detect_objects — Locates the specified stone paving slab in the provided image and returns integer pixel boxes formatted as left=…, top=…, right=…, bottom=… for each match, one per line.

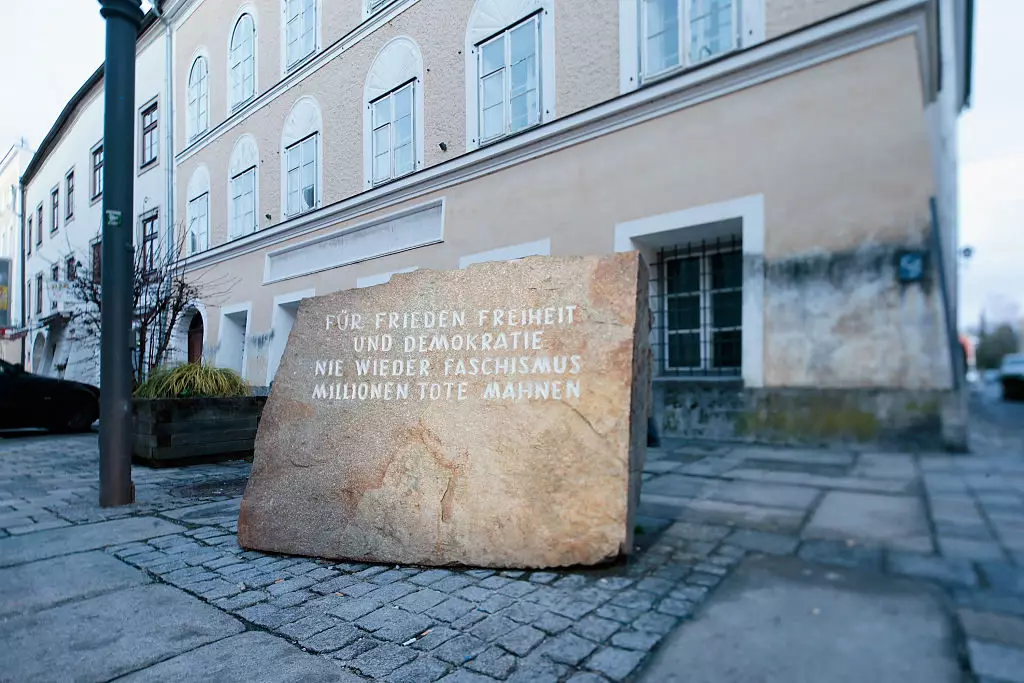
left=636, top=556, right=962, bottom=683
left=0, top=584, right=243, bottom=682
left=117, top=631, right=361, bottom=682
left=0, top=550, right=149, bottom=617
left=803, top=491, right=934, bottom=553
left=0, top=515, right=186, bottom=567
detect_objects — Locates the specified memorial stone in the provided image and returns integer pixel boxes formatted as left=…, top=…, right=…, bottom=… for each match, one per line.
left=238, top=252, right=650, bottom=568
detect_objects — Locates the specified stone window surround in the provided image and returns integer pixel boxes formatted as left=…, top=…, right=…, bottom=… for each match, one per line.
left=464, top=0, right=557, bottom=151
left=228, top=134, right=261, bottom=240
left=614, top=194, right=765, bottom=388
left=280, top=97, right=323, bottom=220
left=266, top=287, right=316, bottom=384
left=187, top=51, right=211, bottom=142
left=217, top=301, right=253, bottom=380
left=281, top=0, right=322, bottom=75
left=363, top=36, right=425, bottom=189
left=618, top=0, right=766, bottom=94
left=227, top=8, right=259, bottom=112
left=186, top=164, right=211, bottom=255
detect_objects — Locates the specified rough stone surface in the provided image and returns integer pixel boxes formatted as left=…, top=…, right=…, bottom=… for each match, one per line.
left=239, top=254, right=651, bottom=568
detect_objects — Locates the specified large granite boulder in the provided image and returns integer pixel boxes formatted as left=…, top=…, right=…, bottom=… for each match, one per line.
left=238, top=252, right=650, bottom=568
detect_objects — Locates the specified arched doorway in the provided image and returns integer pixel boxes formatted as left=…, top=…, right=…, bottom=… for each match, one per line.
left=187, top=311, right=204, bottom=364
left=31, top=332, right=45, bottom=374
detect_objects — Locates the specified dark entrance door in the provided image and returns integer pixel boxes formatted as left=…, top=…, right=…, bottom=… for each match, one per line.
left=187, top=312, right=204, bottom=364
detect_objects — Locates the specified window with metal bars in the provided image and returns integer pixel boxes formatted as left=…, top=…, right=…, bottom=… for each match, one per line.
left=650, top=235, right=742, bottom=377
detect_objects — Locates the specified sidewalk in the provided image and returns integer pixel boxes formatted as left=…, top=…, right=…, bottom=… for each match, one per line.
left=0, top=431, right=1022, bottom=682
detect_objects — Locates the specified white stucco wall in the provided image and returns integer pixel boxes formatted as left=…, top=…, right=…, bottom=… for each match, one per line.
left=21, top=26, right=170, bottom=383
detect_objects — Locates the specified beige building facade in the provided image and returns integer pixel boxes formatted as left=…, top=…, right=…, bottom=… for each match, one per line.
left=165, top=0, right=973, bottom=448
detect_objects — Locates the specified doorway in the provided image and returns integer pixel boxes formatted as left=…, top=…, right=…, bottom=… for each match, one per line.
left=187, top=311, right=204, bottom=364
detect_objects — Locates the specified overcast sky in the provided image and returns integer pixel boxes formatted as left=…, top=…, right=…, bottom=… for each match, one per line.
left=0, top=0, right=1019, bottom=330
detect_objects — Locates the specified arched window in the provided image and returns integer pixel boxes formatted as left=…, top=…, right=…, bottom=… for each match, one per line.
left=364, top=37, right=424, bottom=187
left=281, top=97, right=322, bottom=217
left=465, top=0, right=555, bottom=150
left=229, top=14, right=256, bottom=109
left=186, top=165, right=210, bottom=254
left=187, top=56, right=210, bottom=141
left=228, top=135, right=259, bottom=239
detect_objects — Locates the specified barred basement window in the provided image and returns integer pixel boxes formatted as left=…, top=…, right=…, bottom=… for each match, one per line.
left=651, top=236, right=742, bottom=377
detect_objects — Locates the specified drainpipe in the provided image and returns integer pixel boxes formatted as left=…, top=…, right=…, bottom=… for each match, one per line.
left=154, top=0, right=174, bottom=262
left=18, top=179, right=26, bottom=365
left=154, top=0, right=175, bottom=366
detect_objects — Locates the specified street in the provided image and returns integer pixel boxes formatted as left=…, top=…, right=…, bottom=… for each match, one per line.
left=1, top=409, right=1023, bottom=682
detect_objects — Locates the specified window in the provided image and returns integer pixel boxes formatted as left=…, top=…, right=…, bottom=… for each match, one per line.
left=188, top=193, right=210, bottom=255
left=187, top=57, right=210, bottom=140
left=141, top=212, right=160, bottom=275
left=66, top=256, right=77, bottom=281
left=35, top=205, right=42, bottom=245
left=91, top=241, right=102, bottom=284
left=50, top=188, right=59, bottom=233
left=230, top=168, right=257, bottom=238
left=641, top=0, right=738, bottom=79
left=91, top=144, right=104, bottom=199
left=26, top=217, right=31, bottom=255
left=285, top=134, right=317, bottom=216
left=477, top=15, right=540, bottom=144
left=285, top=0, right=316, bottom=68
left=371, top=82, right=415, bottom=184
left=652, top=237, right=742, bottom=375
left=35, top=273, right=43, bottom=314
left=230, top=14, right=256, bottom=108
left=50, top=264, right=59, bottom=310
left=367, top=0, right=396, bottom=14
left=140, top=101, right=159, bottom=167
left=65, top=171, right=75, bottom=220
left=26, top=280, right=31, bottom=318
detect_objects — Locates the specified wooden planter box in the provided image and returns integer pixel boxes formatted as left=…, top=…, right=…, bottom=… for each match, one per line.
left=132, top=396, right=268, bottom=467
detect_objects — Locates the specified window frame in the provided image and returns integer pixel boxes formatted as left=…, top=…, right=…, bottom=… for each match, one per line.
left=639, top=0, right=741, bottom=83
left=365, top=0, right=397, bottom=16
left=284, top=133, right=318, bottom=218
left=91, top=240, right=102, bottom=284
left=475, top=13, right=542, bottom=145
left=369, top=80, right=416, bottom=186
left=187, top=56, right=210, bottom=141
left=35, top=273, right=43, bottom=314
left=26, top=216, right=32, bottom=255
left=90, top=142, right=104, bottom=201
left=139, top=99, right=159, bottom=169
left=229, top=13, right=257, bottom=110
left=64, top=169, right=75, bottom=221
left=66, top=255, right=77, bottom=282
left=49, top=187, right=59, bottom=233
left=187, top=192, right=210, bottom=256
left=658, top=240, right=743, bottom=375
left=49, top=263, right=59, bottom=310
left=35, top=204, right=43, bottom=246
left=283, top=0, right=318, bottom=71
left=140, top=210, right=160, bottom=276
left=229, top=166, right=258, bottom=239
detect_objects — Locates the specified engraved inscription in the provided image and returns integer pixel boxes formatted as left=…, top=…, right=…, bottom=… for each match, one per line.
left=310, top=306, right=585, bottom=403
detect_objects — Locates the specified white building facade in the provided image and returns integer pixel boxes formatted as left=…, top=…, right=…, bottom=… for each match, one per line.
left=0, top=139, right=33, bottom=364
left=21, top=12, right=171, bottom=384
left=158, top=0, right=973, bottom=449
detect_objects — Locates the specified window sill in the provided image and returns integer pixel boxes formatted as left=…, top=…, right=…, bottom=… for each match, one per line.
left=639, top=48, right=741, bottom=88
left=89, top=194, right=102, bottom=206
left=474, top=122, right=544, bottom=150
left=230, top=97, right=255, bottom=114
left=138, top=160, right=159, bottom=176
left=653, top=374, right=743, bottom=385
left=285, top=50, right=316, bottom=75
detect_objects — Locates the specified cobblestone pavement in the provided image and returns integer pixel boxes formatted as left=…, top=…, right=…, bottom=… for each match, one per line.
left=2, top=430, right=1024, bottom=682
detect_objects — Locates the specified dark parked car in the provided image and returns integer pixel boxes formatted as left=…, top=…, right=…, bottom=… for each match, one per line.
left=1001, top=353, right=1024, bottom=401
left=0, top=360, right=99, bottom=432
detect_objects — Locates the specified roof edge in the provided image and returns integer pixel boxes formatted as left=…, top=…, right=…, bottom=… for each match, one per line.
left=20, top=8, right=159, bottom=188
